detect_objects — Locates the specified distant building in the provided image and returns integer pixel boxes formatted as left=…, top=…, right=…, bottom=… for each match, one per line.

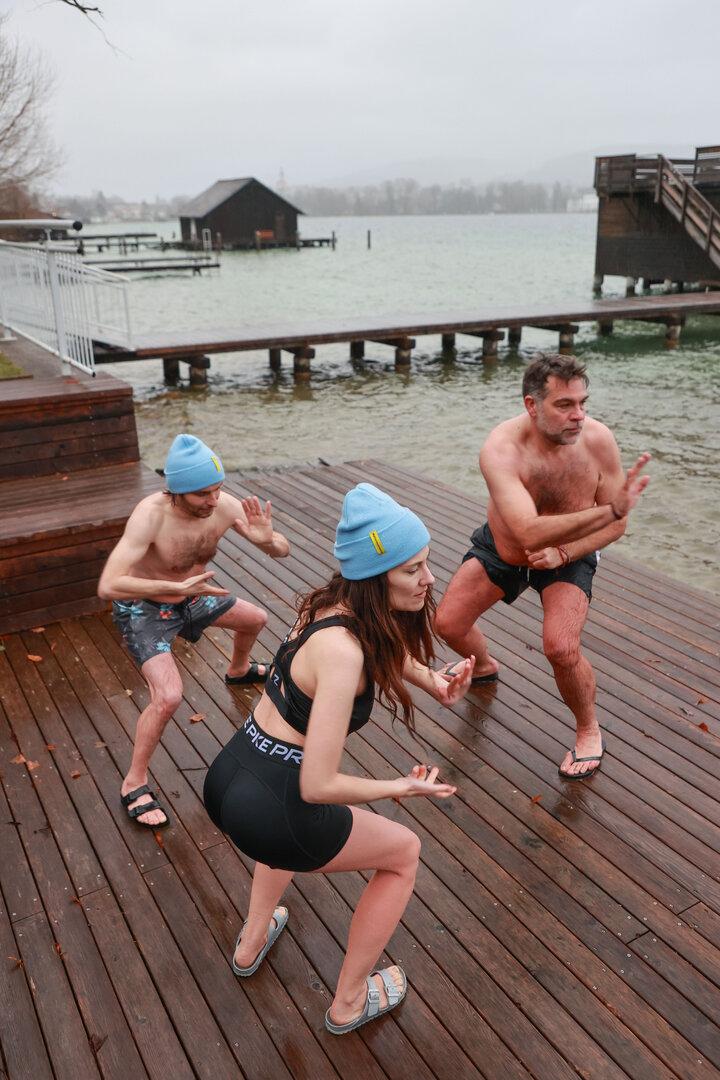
left=178, top=178, right=304, bottom=249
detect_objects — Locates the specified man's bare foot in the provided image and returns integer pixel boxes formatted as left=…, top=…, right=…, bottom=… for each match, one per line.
left=121, top=780, right=168, bottom=827
left=559, top=727, right=604, bottom=780
left=328, top=965, right=405, bottom=1027
left=472, top=657, right=499, bottom=681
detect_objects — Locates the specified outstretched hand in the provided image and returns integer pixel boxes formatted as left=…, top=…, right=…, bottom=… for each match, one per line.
left=235, top=496, right=274, bottom=546
left=434, top=656, right=476, bottom=704
left=612, top=452, right=652, bottom=518
left=177, top=570, right=229, bottom=597
left=396, top=764, right=457, bottom=800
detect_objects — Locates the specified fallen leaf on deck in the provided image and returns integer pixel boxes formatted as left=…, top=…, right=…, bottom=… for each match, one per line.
left=698, top=722, right=710, bottom=733
left=154, top=831, right=164, bottom=848
left=26, top=760, right=40, bottom=771
left=50, top=642, right=57, bottom=652
left=10, top=754, right=26, bottom=765
left=71, top=896, right=82, bottom=906
left=680, top=707, right=694, bottom=717
left=61, top=475, right=68, bottom=481
left=189, top=712, right=206, bottom=723
left=46, top=744, right=57, bottom=751
left=9, top=956, right=23, bottom=970
left=54, top=942, right=63, bottom=957
left=89, top=1033, right=107, bottom=1055
left=697, top=696, right=707, bottom=705
left=31, top=627, right=45, bottom=633
left=645, top=658, right=662, bottom=664
left=531, top=794, right=542, bottom=804
left=94, top=741, right=106, bottom=749
left=26, top=654, right=42, bottom=663
left=70, top=770, right=82, bottom=779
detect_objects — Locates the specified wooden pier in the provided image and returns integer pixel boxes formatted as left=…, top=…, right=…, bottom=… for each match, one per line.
left=84, top=253, right=220, bottom=275
left=1, top=458, right=719, bottom=1079
left=92, top=290, right=720, bottom=383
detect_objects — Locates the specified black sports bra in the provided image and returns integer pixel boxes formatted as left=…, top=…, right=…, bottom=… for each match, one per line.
left=265, top=615, right=374, bottom=736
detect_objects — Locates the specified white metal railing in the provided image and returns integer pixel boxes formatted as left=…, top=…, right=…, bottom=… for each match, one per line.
left=0, top=241, right=134, bottom=373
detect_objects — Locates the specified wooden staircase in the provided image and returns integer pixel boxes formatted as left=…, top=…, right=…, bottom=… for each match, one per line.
left=655, top=154, right=720, bottom=271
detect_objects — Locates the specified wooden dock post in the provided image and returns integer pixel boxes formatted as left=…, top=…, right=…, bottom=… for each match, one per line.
left=186, top=355, right=210, bottom=387
left=331, top=231, right=336, bottom=251
left=507, top=326, right=522, bottom=348
left=441, top=333, right=456, bottom=352
left=664, top=318, right=682, bottom=349
left=367, top=230, right=372, bottom=250
left=283, top=345, right=315, bottom=379
left=558, top=323, right=579, bottom=353
left=593, top=273, right=603, bottom=296
left=625, top=276, right=637, bottom=297
left=162, top=357, right=180, bottom=385
left=394, top=336, right=414, bottom=368
left=598, top=320, right=614, bottom=336
left=269, top=348, right=282, bottom=372
left=481, top=330, right=504, bottom=359
left=350, top=340, right=365, bottom=360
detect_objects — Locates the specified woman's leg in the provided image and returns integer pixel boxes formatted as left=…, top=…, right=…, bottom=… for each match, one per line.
left=317, top=806, right=421, bottom=1025
left=233, top=863, right=294, bottom=968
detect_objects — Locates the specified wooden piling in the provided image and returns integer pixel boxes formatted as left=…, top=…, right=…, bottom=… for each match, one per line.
left=187, top=355, right=210, bottom=387
left=283, top=345, right=315, bottom=380
left=269, top=348, right=282, bottom=372
left=598, top=320, right=614, bottom=336
left=162, top=357, right=180, bottom=385
left=481, top=330, right=504, bottom=359
left=507, top=327, right=522, bottom=348
left=558, top=323, right=580, bottom=353
left=331, top=231, right=336, bottom=251
left=441, top=333, right=456, bottom=351
left=625, top=276, right=637, bottom=297
left=394, top=336, right=413, bottom=368
left=593, top=273, right=603, bottom=296
left=350, top=340, right=365, bottom=360
left=367, top=230, right=372, bottom=250
left=664, top=319, right=682, bottom=349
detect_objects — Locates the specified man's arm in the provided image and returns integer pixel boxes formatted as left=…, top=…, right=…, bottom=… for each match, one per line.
left=97, top=504, right=228, bottom=600
left=230, top=495, right=290, bottom=558
left=481, top=443, right=650, bottom=551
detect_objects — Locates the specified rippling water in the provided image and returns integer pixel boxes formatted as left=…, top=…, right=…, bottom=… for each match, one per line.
left=101, top=214, right=720, bottom=595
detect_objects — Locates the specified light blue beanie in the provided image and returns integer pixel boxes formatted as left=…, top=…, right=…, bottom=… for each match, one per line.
left=334, top=483, right=431, bottom=580
left=164, top=434, right=225, bottom=494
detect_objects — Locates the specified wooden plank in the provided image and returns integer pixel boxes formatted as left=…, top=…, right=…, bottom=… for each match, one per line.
left=0, top=899, right=53, bottom=1080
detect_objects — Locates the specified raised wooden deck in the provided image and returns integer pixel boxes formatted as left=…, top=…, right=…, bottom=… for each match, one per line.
left=1, top=461, right=719, bottom=1079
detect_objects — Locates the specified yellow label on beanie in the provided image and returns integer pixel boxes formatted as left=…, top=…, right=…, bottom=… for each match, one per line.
left=211, top=455, right=221, bottom=472
left=369, top=530, right=385, bottom=555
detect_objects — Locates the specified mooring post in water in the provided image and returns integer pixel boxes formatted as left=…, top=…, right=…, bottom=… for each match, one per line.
left=284, top=345, right=315, bottom=380
left=558, top=323, right=579, bottom=353
left=350, top=340, right=365, bottom=360
left=598, top=320, right=614, bottom=336
left=593, top=273, right=603, bottom=296
left=162, top=357, right=180, bottom=385
left=481, top=330, right=504, bottom=359
left=664, top=318, right=682, bottom=349
left=625, top=276, right=637, bottom=297
left=186, top=354, right=210, bottom=387
left=367, top=229, right=372, bottom=250
left=269, top=348, right=282, bottom=372
left=331, top=231, right=336, bottom=251
left=507, top=326, right=522, bottom=348
left=394, top=336, right=414, bottom=369
left=441, top=333, right=456, bottom=352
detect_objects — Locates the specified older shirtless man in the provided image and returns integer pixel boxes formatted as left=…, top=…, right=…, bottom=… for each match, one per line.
left=98, top=433, right=290, bottom=827
left=435, top=353, right=650, bottom=780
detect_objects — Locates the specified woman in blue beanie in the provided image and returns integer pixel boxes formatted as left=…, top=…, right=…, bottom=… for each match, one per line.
left=204, top=483, right=474, bottom=1035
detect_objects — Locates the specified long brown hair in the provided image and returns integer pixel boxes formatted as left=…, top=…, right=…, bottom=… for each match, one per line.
left=295, top=571, right=436, bottom=733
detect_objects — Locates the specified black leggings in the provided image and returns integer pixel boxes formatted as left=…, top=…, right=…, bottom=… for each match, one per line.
left=203, top=715, right=353, bottom=873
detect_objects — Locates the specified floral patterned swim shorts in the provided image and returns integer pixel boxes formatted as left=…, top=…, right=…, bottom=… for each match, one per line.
left=112, top=594, right=236, bottom=666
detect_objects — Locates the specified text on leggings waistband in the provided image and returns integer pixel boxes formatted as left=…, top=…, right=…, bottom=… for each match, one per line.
left=242, top=715, right=304, bottom=765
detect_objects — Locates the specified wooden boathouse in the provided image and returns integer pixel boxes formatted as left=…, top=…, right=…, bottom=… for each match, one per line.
left=0, top=343, right=719, bottom=1077
left=593, top=145, right=720, bottom=293
left=178, top=178, right=304, bottom=250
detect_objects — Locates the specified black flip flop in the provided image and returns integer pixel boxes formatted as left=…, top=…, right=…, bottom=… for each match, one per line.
left=558, top=741, right=605, bottom=782
left=225, top=661, right=271, bottom=686
left=444, top=663, right=498, bottom=686
left=121, top=784, right=170, bottom=828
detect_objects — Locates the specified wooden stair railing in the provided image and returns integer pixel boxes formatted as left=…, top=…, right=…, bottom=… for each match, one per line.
left=655, top=155, right=720, bottom=270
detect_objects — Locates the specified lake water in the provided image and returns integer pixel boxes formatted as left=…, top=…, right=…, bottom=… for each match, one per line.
left=100, top=214, right=720, bottom=596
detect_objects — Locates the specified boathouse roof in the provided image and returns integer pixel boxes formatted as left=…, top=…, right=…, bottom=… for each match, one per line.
left=178, top=178, right=303, bottom=219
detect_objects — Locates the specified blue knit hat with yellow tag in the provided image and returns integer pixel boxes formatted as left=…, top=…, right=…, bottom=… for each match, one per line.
left=164, top=434, right=225, bottom=494
left=334, top=483, right=430, bottom=580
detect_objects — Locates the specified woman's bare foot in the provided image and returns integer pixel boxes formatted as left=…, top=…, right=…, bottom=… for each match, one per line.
left=121, top=780, right=168, bottom=827
left=328, top=965, right=405, bottom=1026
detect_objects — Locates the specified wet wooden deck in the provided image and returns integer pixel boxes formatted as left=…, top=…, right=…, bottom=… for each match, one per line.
left=1, top=460, right=719, bottom=1080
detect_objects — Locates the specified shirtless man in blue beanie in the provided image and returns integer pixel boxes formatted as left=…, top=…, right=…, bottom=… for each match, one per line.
left=98, top=434, right=290, bottom=828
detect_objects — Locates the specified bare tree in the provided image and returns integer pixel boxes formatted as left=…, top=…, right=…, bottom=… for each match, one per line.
left=0, top=15, right=61, bottom=198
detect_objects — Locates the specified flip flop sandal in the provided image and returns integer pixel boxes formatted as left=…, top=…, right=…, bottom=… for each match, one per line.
left=232, top=906, right=289, bottom=977
left=120, top=784, right=170, bottom=828
left=559, top=741, right=605, bottom=782
left=444, top=663, right=499, bottom=686
left=225, top=661, right=272, bottom=686
left=325, top=967, right=407, bottom=1035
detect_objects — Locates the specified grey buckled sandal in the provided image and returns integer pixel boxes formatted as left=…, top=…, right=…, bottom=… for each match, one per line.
left=325, top=966, right=407, bottom=1035
left=231, top=906, right=289, bottom=977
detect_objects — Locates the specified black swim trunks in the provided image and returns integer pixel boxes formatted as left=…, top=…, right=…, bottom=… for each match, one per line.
left=463, top=522, right=597, bottom=604
left=203, top=714, right=353, bottom=872
left=112, top=594, right=236, bottom=666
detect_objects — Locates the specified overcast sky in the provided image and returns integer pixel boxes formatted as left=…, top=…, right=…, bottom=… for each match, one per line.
left=5, top=0, right=719, bottom=198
